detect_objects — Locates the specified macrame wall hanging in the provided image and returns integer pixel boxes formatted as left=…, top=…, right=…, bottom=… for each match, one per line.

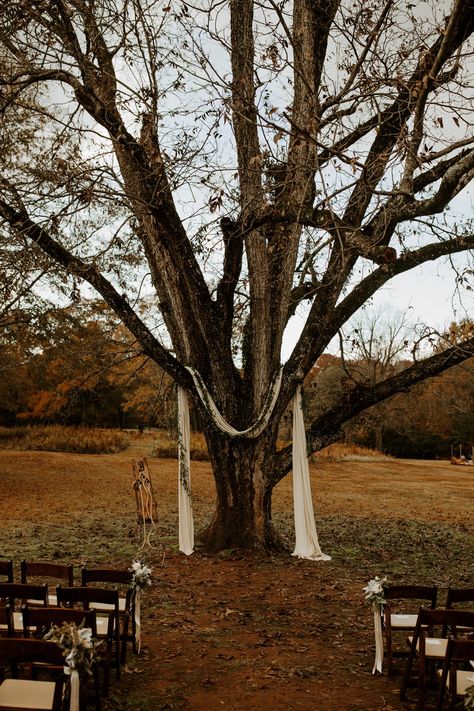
left=176, top=368, right=330, bottom=561
left=132, top=458, right=158, bottom=549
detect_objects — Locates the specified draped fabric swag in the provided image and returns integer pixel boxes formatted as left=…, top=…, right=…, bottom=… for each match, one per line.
left=177, top=370, right=329, bottom=561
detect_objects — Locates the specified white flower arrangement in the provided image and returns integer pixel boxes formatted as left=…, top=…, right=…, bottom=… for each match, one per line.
left=363, top=576, right=387, bottom=606
left=44, top=621, right=98, bottom=677
left=130, top=559, right=153, bottom=591
left=465, top=685, right=474, bottom=709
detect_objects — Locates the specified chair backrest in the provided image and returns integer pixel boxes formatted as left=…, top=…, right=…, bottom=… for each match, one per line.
left=0, top=582, right=48, bottom=608
left=0, top=560, right=14, bottom=583
left=56, top=585, right=119, bottom=609
left=21, top=561, right=74, bottom=587
left=414, top=606, right=474, bottom=639
left=385, top=584, right=437, bottom=607
left=445, top=586, right=474, bottom=608
left=22, top=605, right=97, bottom=639
left=82, top=567, right=133, bottom=606
left=81, top=567, right=132, bottom=587
left=0, top=604, right=13, bottom=637
left=0, top=637, right=65, bottom=710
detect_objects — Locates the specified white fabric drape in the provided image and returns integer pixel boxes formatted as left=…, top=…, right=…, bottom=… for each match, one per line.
left=177, top=386, right=194, bottom=555
left=291, top=385, right=331, bottom=561
left=134, top=589, right=142, bottom=654
left=372, top=603, right=384, bottom=674
left=177, top=371, right=329, bottom=562
left=186, top=366, right=283, bottom=438
left=64, top=666, right=80, bottom=711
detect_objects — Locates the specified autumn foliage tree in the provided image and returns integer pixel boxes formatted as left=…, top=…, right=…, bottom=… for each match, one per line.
left=0, top=1, right=474, bottom=551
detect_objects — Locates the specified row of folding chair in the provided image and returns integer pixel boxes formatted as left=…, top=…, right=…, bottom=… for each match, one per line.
left=383, top=584, right=474, bottom=676
left=0, top=560, right=139, bottom=710
left=377, top=583, right=474, bottom=710
left=0, top=559, right=136, bottom=657
left=399, top=607, right=474, bottom=710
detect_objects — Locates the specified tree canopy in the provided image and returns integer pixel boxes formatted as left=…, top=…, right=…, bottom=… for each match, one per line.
left=0, top=0, right=473, bottom=550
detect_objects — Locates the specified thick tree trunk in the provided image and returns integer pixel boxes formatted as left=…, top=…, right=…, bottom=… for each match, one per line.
left=199, top=428, right=287, bottom=553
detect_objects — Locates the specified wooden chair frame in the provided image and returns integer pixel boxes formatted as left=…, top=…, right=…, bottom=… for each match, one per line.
left=0, top=561, right=13, bottom=584
left=436, top=637, right=474, bottom=710
left=0, top=583, right=48, bottom=635
left=384, top=584, right=437, bottom=677
left=0, top=638, right=65, bottom=711
left=22, top=606, right=101, bottom=711
left=0, top=606, right=13, bottom=638
left=21, top=561, right=74, bottom=605
left=400, top=607, right=474, bottom=711
left=56, top=585, right=120, bottom=694
left=81, top=567, right=134, bottom=663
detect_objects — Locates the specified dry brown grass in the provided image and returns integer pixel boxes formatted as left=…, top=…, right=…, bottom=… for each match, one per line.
left=0, top=424, right=130, bottom=454
left=0, top=425, right=389, bottom=462
left=316, top=442, right=392, bottom=462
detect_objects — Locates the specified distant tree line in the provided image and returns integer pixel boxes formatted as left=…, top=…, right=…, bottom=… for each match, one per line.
left=1, top=301, right=472, bottom=459
left=303, top=319, right=474, bottom=460
left=0, top=300, right=175, bottom=431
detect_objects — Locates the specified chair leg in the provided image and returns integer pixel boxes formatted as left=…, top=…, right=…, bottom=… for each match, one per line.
left=400, top=641, right=416, bottom=699
left=386, top=630, right=393, bottom=677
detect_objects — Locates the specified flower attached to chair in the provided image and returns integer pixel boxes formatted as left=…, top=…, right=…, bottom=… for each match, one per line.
left=44, top=621, right=98, bottom=678
left=130, top=559, right=153, bottom=591
left=363, top=576, right=387, bottom=607
left=465, top=685, right=474, bottom=710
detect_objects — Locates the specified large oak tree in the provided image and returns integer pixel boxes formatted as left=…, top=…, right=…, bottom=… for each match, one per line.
left=0, top=0, right=473, bottom=551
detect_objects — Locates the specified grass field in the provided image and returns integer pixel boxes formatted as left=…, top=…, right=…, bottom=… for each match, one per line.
left=0, top=433, right=473, bottom=710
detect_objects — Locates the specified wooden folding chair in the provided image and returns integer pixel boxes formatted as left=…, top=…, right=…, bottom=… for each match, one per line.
left=400, top=607, right=474, bottom=711
left=0, top=561, right=13, bottom=584
left=21, top=560, right=74, bottom=606
left=445, top=586, right=474, bottom=610
left=0, top=583, right=48, bottom=635
left=22, top=606, right=102, bottom=711
left=0, top=606, right=13, bottom=638
left=56, top=585, right=119, bottom=694
left=436, top=637, right=474, bottom=710
left=0, top=638, right=65, bottom=711
left=81, top=567, right=135, bottom=663
left=384, top=584, right=437, bottom=676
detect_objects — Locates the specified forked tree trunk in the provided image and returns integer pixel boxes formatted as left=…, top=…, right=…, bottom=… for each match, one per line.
left=199, top=428, right=287, bottom=553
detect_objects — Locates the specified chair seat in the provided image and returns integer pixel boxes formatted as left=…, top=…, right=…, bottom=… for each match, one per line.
left=91, top=597, right=127, bottom=613
left=391, top=613, right=419, bottom=629
left=0, top=678, right=56, bottom=709
left=437, top=669, right=474, bottom=696
left=95, top=617, right=109, bottom=635
left=407, top=635, right=448, bottom=659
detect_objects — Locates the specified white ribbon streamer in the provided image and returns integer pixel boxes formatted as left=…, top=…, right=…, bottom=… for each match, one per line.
left=134, top=589, right=141, bottom=654
left=291, top=385, right=331, bottom=561
left=177, top=386, right=194, bottom=555
left=372, top=602, right=384, bottom=674
left=185, top=366, right=283, bottom=438
left=64, top=666, right=80, bottom=711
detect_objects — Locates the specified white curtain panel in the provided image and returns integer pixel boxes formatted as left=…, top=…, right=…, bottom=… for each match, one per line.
left=177, top=386, right=194, bottom=555
left=291, top=385, right=331, bottom=561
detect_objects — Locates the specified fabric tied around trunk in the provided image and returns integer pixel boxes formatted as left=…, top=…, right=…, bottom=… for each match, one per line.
left=177, top=368, right=329, bottom=562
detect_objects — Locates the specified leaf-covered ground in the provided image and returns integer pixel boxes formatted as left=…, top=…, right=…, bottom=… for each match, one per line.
left=0, top=436, right=472, bottom=710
